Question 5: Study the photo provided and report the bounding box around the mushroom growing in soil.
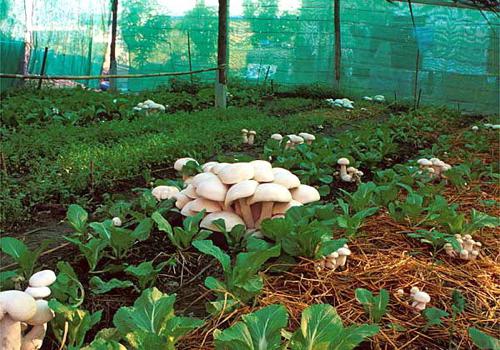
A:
[1,270,56,350]
[446,234,483,261]
[298,132,316,145]
[152,185,179,201]
[247,130,256,145]
[165,159,319,230]
[337,158,353,182]
[270,134,283,142]
[241,129,249,144]
[174,158,199,181]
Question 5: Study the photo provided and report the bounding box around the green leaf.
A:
[65,237,107,271]
[113,288,176,335]
[232,244,281,287]
[81,339,126,350]
[451,289,465,315]
[291,304,343,349]
[67,204,88,233]
[132,218,153,241]
[423,307,449,330]
[0,237,28,261]
[192,240,231,273]
[89,276,134,295]
[214,304,288,350]
[332,324,380,350]
[152,211,173,235]
[468,327,500,350]
[125,261,168,290]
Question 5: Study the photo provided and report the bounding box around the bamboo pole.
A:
[37,47,48,90]
[187,32,193,85]
[0,66,224,80]
[109,0,118,91]
[215,0,228,109]
[334,0,341,86]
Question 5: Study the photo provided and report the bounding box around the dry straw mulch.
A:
[183,180,499,350]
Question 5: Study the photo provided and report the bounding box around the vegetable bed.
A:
[1,87,499,350]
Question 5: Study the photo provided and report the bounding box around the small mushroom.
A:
[28,271,56,288]
[336,247,351,267]
[443,243,456,257]
[459,249,469,260]
[410,286,420,297]
[152,186,179,201]
[112,217,122,227]
[241,129,249,144]
[298,132,315,145]
[247,130,256,145]
[270,134,283,142]
[337,158,352,182]
[411,291,431,311]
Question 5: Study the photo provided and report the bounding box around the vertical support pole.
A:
[215,0,228,108]
[187,32,193,85]
[109,0,119,91]
[334,0,341,88]
[17,0,33,87]
[37,47,48,90]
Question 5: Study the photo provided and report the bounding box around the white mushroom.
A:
[336,247,351,267]
[0,291,38,349]
[411,291,431,311]
[247,183,292,227]
[224,180,259,228]
[241,129,249,144]
[298,132,316,145]
[112,217,122,227]
[200,211,246,231]
[270,134,283,142]
[247,130,256,145]
[337,158,352,182]
[28,271,56,288]
[151,185,179,201]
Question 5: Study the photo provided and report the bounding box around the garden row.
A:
[1,98,498,349]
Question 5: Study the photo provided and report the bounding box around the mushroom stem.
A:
[239,199,255,229]
[339,164,352,182]
[256,202,274,228]
[248,134,255,145]
[0,315,22,349]
[21,324,47,350]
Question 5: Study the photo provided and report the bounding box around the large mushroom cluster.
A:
[316,244,352,271]
[133,99,166,113]
[270,132,316,149]
[165,159,320,230]
[325,98,354,109]
[417,158,452,179]
[0,270,56,350]
[444,234,482,261]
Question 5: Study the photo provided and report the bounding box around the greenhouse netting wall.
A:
[1,0,498,113]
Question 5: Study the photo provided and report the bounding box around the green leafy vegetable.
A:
[355,288,389,323]
[89,276,135,295]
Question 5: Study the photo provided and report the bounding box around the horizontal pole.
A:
[390,0,498,11]
[0,65,225,81]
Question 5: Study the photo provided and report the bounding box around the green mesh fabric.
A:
[1,0,498,112]
[0,0,110,90]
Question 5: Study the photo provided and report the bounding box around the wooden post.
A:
[334,0,341,87]
[17,0,33,87]
[215,0,228,108]
[37,47,48,89]
[187,32,193,85]
[109,0,118,91]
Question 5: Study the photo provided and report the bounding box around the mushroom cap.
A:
[29,270,56,288]
[346,166,357,173]
[443,243,453,250]
[174,192,191,209]
[182,184,199,199]
[328,252,339,259]
[241,128,248,133]
[298,132,315,141]
[192,172,218,187]
[271,167,290,176]
[174,157,198,172]
[26,300,54,326]
[473,242,482,247]
[273,171,300,189]
[270,133,283,141]
[189,198,222,213]
[429,158,440,163]
[218,163,255,184]
[417,159,432,166]
[211,163,230,175]
[224,180,259,207]
[287,134,304,144]
[202,161,219,173]
[290,185,320,204]
[195,177,228,202]
[152,186,179,201]
[463,234,472,240]
[25,287,51,299]
[250,160,274,182]
[200,211,246,231]
[272,200,303,215]
[410,286,420,294]
[337,247,351,256]
[180,201,197,217]
[337,158,350,166]
[247,183,292,205]
[248,130,256,135]
[441,164,452,171]
[413,291,430,303]
[0,290,37,321]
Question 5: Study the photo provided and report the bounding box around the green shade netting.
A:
[1,0,498,113]
[0,0,110,90]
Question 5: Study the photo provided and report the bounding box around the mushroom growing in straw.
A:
[411,290,431,311]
